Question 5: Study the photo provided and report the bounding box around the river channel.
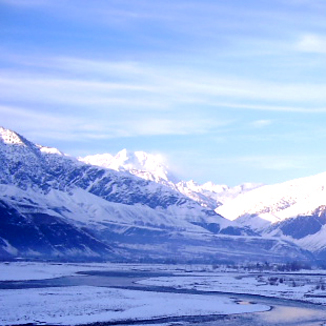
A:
[1,270,326,326]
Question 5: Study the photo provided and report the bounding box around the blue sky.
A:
[1,0,326,186]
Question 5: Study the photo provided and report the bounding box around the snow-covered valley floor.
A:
[138,269,326,305]
[1,285,270,326]
[0,262,326,326]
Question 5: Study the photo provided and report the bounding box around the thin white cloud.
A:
[130,118,228,136]
[0,103,231,144]
[3,55,326,113]
[52,57,146,77]
[250,120,273,128]
[238,155,307,171]
[213,102,326,113]
[297,33,326,54]
[0,1,267,35]
[2,52,326,149]
[0,73,165,110]
[194,154,312,171]
[0,104,88,139]
[53,56,326,105]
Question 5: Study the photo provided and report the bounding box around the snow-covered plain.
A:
[0,262,224,281]
[0,285,269,326]
[0,263,271,326]
[0,262,111,281]
[1,262,326,325]
[138,272,326,305]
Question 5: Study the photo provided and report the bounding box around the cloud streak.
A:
[2,55,326,114]
[297,33,326,54]
[0,103,229,145]
[250,120,273,128]
[238,155,307,171]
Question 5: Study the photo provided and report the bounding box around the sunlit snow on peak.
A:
[0,126,26,146]
[80,149,179,184]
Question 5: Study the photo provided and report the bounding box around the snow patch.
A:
[0,126,25,146]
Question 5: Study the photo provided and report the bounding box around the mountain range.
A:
[0,126,323,263]
[81,149,326,261]
[80,150,262,209]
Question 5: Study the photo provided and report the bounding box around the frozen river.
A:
[1,264,326,326]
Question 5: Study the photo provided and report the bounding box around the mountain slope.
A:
[216,172,326,223]
[0,196,114,260]
[216,174,326,259]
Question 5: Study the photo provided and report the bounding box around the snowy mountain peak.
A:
[0,126,27,146]
[114,148,128,161]
[81,153,113,168]
[80,149,179,184]
[114,149,146,170]
[114,149,168,174]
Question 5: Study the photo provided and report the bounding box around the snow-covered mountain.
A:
[81,149,179,186]
[80,143,326,261]
[216,174,326,259]
[0,126,309,263]
[175,180,262,208]
[216,172,326,224]
[80,151,262,209]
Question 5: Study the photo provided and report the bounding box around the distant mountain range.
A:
[80,150,262,209]
[0,126,321,263]
[80,149,326,260]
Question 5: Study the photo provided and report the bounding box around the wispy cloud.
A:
[54,57,326,106]
[0,72,165,110]
[130,118,228,136]
[233,155,308,171]
[2,51,326,154]
[0,1,280,36]
[0,103,230,144]
[297,33,326,54]
[3,55,326,113]
[0,104,91,140]
[250,120,273,128]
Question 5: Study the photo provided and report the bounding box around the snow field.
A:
[0,262,220,281]
[0,262,111,281]
[138,273,326,305]
[0,285,269,325]
[2,262,326,325]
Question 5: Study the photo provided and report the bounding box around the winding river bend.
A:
[1,270,326,326]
